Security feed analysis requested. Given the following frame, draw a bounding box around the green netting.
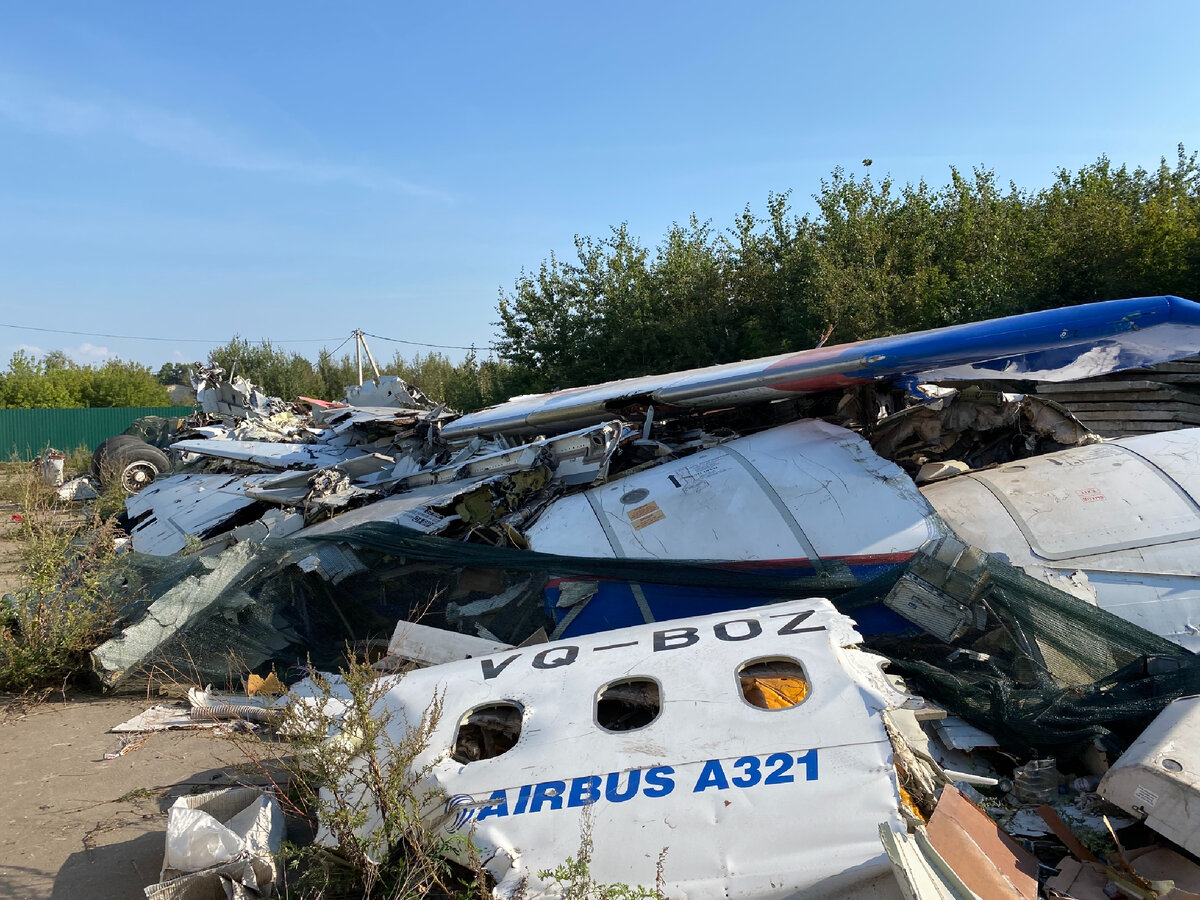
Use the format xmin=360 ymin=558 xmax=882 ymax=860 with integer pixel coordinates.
xmin=91 ymin=525 xmax=857 ymax=691
xmin=92 ymin=523 xmax=1200 ymax=763
xmin=858 ymin=551 xmax=1200 ymax=759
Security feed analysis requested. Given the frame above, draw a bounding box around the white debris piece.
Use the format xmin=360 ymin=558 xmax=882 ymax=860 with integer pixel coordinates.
xmin=324 ymin=599 xmax=914 ymax=900
xmin=1099 ymin=694 xmax=1200 ymax=857
xmin=385 ymin=619 xmax=513 ymax=667
xmin=146 ymin=787 xmax=283 ymax=900
xmin=56 ymin=474 xmax=99 ymax=501
xmin=923 ymin=430 xmax=1200 ymax=651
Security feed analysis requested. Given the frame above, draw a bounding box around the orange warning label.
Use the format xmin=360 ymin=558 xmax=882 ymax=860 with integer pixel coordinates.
xmin=627 ymin=501 xmax=665 ymax=530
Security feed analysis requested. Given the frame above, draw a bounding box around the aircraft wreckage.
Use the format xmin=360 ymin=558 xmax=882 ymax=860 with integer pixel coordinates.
xmin=84 ymin=295 xmax=1200 ymax=899
xmin=96 ymin=294 xmax=1200 ymax=670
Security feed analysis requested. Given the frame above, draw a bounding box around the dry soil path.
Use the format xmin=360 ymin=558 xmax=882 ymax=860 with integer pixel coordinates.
xmin=0 ymin=695 xmax=243 ymax=900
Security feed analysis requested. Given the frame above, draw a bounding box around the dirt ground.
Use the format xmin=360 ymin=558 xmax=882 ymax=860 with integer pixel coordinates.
xmin=0 ymin=479 xmax=249 ymax=900
xmin=0 ymin=695 xmax=244 ymax=900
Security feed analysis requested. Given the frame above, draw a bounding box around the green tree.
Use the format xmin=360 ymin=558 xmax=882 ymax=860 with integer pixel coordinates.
xmin=208 ymin=337 xmax=323 ymax=401
xmin=155 ymin=362 xmax=192 ymax=385
xmin=492 ymin=146 xmax=1200 ymax=392
xmin=0 ymin=352 xmax=171 ymax=408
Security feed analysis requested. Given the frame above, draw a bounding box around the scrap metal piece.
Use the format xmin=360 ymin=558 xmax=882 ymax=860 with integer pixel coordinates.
xmin=921 ymin=784 xmax=1038 ymax=900
xmin=192 ymin=363 xmax=286 ymax=420
xmin=922 ymin=429 xmax=1200 ymax=651
xmin=883 ymin=537 xmax=990 ymax=643
xmin=126 ymin=473 xmax=265 ymax=556
xmin=343 ymin=374 xmax=435 ymax=410
xmin=1099 ymin=694 xmax=1200 ymax=857
xmin=169 ymin=438 xmax=368 ymax=470
xmin=384 ymin=620 xmax=513 ymax=668
xmin=322 ymin=599 xmax=915 ymax=900
xmin=91 ymin=543 xmax=263 ymax=689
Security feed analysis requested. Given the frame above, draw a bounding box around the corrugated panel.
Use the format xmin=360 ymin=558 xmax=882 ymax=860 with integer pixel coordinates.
xmin=0 ymin=407 xmax=192 ymax=460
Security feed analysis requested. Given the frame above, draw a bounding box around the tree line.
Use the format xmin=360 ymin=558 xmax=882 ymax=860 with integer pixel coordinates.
xmin=496 ymin=146 xmax=1200 ymax=392
xmin=0 ymin=351 xmax=170 ymax=409
xmin=3 ymin=147 xmax=1197 ymax=411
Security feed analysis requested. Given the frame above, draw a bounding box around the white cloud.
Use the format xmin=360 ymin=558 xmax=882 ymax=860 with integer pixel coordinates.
xmin=0 ymin=74 xmax=446 ymax=199
xmin=72 ymin=342 xmax=113 ymax=362
xmin=11 ymin=342 xmax=114 ymax=363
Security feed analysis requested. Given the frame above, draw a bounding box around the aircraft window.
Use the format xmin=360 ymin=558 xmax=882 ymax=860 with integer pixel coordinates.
xmin=596 ymin=678 xmax=661 ymax=732
xmin=737 ymin=658 xmax=809 ymax=710
xmin=452 ymin=702 xmax=523 ymax=763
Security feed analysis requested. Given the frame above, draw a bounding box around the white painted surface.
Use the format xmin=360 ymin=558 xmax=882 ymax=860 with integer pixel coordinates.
xmin=386 ymin=620 xmax=513 ymax=666
xmin=1099 ymin=695 xmax=1200 ymax=856
xmin=169 ymin=438 xmax=364 ymax=469
xmin=526 ymin=420 xmax=936 ymax=563
xmin=328 ymin=600 xmax=908 ymax=900
xmin=922 ymin=429 xmax=1200 ymax=651
xmin=128 ymin=473 xmax=263 ymax=556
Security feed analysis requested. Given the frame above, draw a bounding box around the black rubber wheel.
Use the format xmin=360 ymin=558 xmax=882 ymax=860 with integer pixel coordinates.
xmin=91 ymin=437 xmax=172 ymax=494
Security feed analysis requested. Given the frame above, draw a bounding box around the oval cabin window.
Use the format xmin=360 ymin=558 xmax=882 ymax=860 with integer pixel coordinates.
xmin=596 ymin=678 xmax=661 ymax=732
xmin=737 ymin=658 xmax=809 ymax=710
xmin=452 ymin=702 xmax=523 ymax=763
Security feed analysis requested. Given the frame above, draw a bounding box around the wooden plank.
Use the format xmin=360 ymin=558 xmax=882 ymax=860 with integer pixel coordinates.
xmin=1081 ymin=409 xmax=1200 ymax=423
xmin=1036 ymin=805 xmax=1100 ymax=863
xmin=926 ymin=785 xmax=1039 ymax=900
xmin=1075 ymin=420 xmax=1186 ymax=433
xmin=1101 ymin=371 xmax=1200 ymax=383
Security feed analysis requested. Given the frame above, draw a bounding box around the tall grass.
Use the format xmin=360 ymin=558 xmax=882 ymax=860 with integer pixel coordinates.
xmin=0 ymin=466 xmax=123 ymax=693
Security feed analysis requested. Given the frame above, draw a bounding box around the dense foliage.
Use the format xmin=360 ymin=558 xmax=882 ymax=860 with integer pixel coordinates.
xmin=495 ymin=147 xmax=1200 ymax=392
xmin=0 ymin=351 xmax=171 ymax=409
xmin=4 ymin=148 xmax=1197 ymax=410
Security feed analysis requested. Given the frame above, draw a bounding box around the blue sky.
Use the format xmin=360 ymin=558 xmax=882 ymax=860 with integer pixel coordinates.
xmin=1 ymin=2 xmax=1198 ymax=370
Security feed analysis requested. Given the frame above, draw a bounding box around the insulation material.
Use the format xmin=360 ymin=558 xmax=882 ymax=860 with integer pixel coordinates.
xmin=146 ymin=788 xmax=283 ymax=900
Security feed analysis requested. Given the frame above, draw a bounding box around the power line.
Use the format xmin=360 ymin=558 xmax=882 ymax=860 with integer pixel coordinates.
xmin=327 ymin=334 xmax=354 ymax=357
xmin=361 ymin=330 xmax=498 ymax=351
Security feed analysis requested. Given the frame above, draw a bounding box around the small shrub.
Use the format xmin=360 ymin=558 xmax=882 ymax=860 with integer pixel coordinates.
xmin=0 ymin=470 xmax=123 ymax=692
xmin=64 ymin=442 xmax=93 ymax=479
xmin=230 ymin=658 xmax=461 ymax=900
xmin=537 ymin=813 xmax=665 ymax=900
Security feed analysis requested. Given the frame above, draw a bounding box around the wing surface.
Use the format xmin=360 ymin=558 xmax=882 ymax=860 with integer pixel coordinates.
xmin=444 ymin=296 xmax=1200 ymax=438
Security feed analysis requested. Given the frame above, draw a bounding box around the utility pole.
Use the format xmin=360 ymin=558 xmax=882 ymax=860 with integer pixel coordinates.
xmin=361 ymin=333 xmax=381 ymax=380
xmin=355 ymin=329 xmax=363 ymax=386
xmin=352 ymin=329 xmax=382 ymax=386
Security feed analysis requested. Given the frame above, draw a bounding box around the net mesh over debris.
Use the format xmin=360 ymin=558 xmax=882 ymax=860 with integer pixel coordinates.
xmin=94 ymin=524 xmax=1200 ymax=760
xmin=95 ymin=524 xmax=850 ymax=692
xmin=851 ymin=549 xmax=1200 ymax=758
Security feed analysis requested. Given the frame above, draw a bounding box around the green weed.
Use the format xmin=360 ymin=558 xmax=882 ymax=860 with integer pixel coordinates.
xmin=0 ymin=468 xmax=123 ymax=693
xmin=231 ymin=657 xmax=462 ymax=900
xmin=537 ymin=813 xmax=665 ymax=900
xmin=64 ymin=442 xmax=93 ymax=479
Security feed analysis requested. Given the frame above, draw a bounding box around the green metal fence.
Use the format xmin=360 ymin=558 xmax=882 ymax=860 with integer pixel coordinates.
xmin=0 ymin=407 xmax=194 ymax=460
